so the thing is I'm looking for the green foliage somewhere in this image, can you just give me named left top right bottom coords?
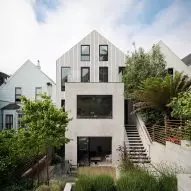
left=116, top=169, right=158, bottom=191
left=75, top=175, right=94, bottom=191
left=170, top=92, right=191, bottom=119
left=49, top=179, right=65, bottom=191
left=158, top=175, right=177, bottom=191
left=133, top=72, right=191, bottom=116
left=0, top=94, right=71, bottom=188
left=92, top=175, right=116, bottom=191
left=123, top=45, right=166, bottom=97
left=139, top=108, right=164, bottom=126
left=35, top=184, right=51, bottom=191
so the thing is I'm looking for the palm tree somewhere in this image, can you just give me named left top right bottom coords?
left=133, top=72, right=191, bottom=117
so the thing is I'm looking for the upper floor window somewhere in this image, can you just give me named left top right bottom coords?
left=15, top=87, right=22, bottom=103
left=35, top=87, right=42, bottom=101
left=167, top=68, right=173, bottom=75
left=99, top=67, right=108, bottom=82
left=61, top=67, right=71, bottom=91
left=77, top=95, right=112, bottom=119
left=81, top=67, right=90, bottom=82
left=5, top=114, right=13, bottom=129
left=99, top=45, right=108, bottom=61
left=81, top=45, right=90, bottom=61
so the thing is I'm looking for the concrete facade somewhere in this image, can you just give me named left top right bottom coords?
left=0, top=60, right=56, bottom=129
left=56, top=30, right=126, bottom=166
left=65, top=83, right=124, bottom=166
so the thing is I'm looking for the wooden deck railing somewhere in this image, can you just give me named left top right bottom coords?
left=147, top=120, right=191, bottom=145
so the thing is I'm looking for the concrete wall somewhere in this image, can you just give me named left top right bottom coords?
left=150, top=141, right=191, bottom=173
left=56, top=30, right=126, bottom=107
left=65, top=83, right=124, bottom=166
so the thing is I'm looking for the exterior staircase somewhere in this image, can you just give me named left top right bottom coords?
left=125, top=125, right=150, bottom=164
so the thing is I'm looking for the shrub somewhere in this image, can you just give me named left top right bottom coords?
left=75, top=175, right=93, bottom=191
left=158, top=175, right=177, bottom=191
left=35, top=184, right=51, bottom=191
left=116, top=169, right=158, bottom=191
left=49, top=179, right=65, bottom=191
left=92, top=175, right=116, bottom=191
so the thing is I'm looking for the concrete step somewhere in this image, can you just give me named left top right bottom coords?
left=129, top=143, right=143, bottom=146
left=129, top=140, right=142, bottom=143
left=128, top=146, right=145, bottom=149
left=130, top=159, right=151, bottom=163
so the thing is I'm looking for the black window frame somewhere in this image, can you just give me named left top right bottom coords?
left=15, top=87, right=22, bottom=103
left=81, top=45, right=90, bottom=61
left=77, top=95, right=112, bottom=119
left=99, top=67, right=108, bottom=82
left=81, top=67, right=90, bottom=82
left=61, top=67, right=71, bottom=91
left=5, top=114, right=13, bottom=129
left=167, top=68, right=174, bottom=75
left=35, top=87, right=42, bottom=101
left=118, top=67, right=125, bottom=75
left=99, top=45, right=108, bottom=61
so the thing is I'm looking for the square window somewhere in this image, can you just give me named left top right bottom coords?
left=81, top=45, right=90, bottom=61
left=99, top=45, right=108, bottom=61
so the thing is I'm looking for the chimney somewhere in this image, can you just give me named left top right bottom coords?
left=37, top=60, right=41, bottom=69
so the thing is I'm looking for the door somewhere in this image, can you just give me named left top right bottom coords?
left=77, top=137, right=90, bottom=166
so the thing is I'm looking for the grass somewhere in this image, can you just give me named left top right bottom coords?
left=78, top=167, right=116, bottom=179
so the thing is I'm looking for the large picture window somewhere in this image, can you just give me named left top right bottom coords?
left=77, top=95, right=112, bottom=119
left=99, top=45, right=108, bottom=61
left=81, top=67, right=90, bottom=82
left=81, top=45, right=90, bottom=61
left=99, top=67, right=108, bottom=82
left=61, top=67, right=71, bottom=91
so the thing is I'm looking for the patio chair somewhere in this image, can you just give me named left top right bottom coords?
left=105, top=154, right=112, bottom=162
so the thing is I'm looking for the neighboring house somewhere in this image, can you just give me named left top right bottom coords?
left=182, top=53, right=191, bottom=67
left=0, top=60, right=56, bottom=130
left=157, top=41, right=191, bottom=76
left=56, top=30, right=126, bottom=166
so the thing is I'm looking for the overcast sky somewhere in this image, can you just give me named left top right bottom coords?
left=0, top=0, right=191, bottom=81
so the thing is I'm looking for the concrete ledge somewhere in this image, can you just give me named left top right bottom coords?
left=177, top=174, right=191, bottom=191
left=63, top=183, right=74, bottom=191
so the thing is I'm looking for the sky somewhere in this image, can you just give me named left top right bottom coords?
left=0, top=0, right=191, bottom=81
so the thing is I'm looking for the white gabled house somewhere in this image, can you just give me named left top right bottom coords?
left=56, top=30, right=126, bottom=167
left=0, top=60, right=56, bottom=130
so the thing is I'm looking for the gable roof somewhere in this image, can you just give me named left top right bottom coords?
left=156, top=40, right=191, bottom=76
left=1, top=103, right=20, bottom=110
left=57, top=29, right=125, bottom=61
left=0, top=72, right=9, bottom=86
left=0, top=60, right=55, bottom=88
left=182, top=53, right=191, bottom=66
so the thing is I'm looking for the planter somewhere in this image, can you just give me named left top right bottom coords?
left=63, top=183, right=73, bottom=191
left=181, top=140, right=191, bottom=148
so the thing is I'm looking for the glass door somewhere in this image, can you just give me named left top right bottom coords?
left=77, top=137, right=90, bottom=166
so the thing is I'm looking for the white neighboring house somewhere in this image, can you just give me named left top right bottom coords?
left=157, top=40, right=191, bottom=77
left=0, top=60, right=56, bottom=130
left=56, top=30, right=126, bottom=166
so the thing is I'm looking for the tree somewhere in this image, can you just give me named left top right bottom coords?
left=122, top=45, right=166, bottom=97
left=21, top=94, right=71, bottom=184
left=170, top=92, right=191, bottom=119
left=133, top=72, right=191, bottom=117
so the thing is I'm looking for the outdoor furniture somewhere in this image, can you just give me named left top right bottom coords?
left=90, top=156, right=102, bottom=164
left=105, top=154, right=112, bottom=162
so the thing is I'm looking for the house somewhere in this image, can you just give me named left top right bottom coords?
left=56, top=30, right=126, bottom=166
left=182, top=53, right=191, bottom=67
left=157, top=41, right=191, bottom=77
left=0, top=60, right=56, bottom=130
